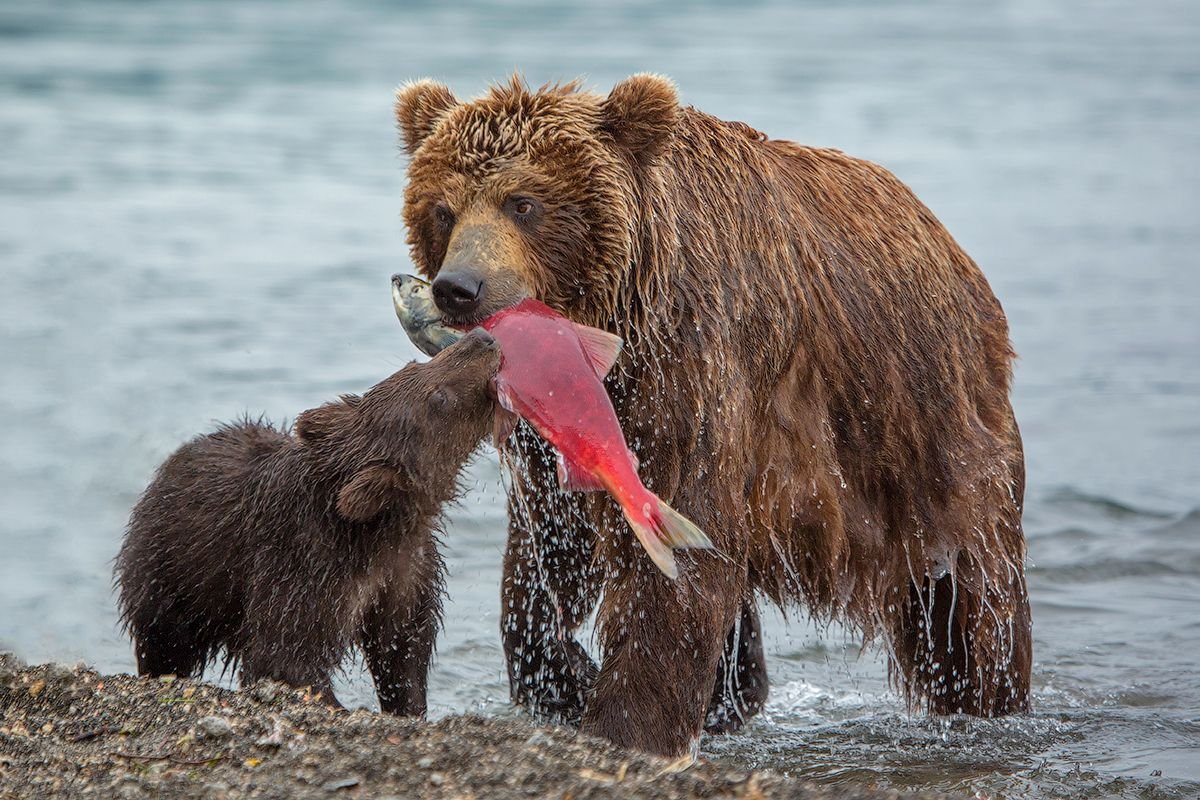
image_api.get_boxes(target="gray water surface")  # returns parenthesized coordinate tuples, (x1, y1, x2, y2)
(2, 2, 1198, 798)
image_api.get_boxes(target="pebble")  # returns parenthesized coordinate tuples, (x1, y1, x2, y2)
(251, 681, 280, 704)
(429, 772, 446, 786)
(321, 776, 361, 791)
(111, 777, 146, 799)
(197, 715, 234, 739)
(204, 782, 231, 797)
(416, 756, 434, 769)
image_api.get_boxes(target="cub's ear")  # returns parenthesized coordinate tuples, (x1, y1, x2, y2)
(395, 79, 458, 155)
(294, 397, 358, 444)
(336, 464, 411, 522)
(600, 73, 680, 166)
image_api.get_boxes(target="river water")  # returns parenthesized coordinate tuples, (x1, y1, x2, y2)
(1, 1, 1197, 797)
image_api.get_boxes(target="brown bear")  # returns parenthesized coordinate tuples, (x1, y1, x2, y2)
(115, 330, 500, 716)
(394, 74, 1032, 755)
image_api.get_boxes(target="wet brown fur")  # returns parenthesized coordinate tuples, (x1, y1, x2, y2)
(396, 75, 1032, 755)
(115, 332, 500, 716)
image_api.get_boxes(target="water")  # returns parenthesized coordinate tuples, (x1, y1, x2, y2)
(1, 1, 1197, 797)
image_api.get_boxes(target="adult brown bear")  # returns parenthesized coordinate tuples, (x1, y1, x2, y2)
(395, 74, 1032, 756)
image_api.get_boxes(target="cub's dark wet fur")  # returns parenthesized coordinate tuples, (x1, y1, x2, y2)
(115, 331, 499, 716)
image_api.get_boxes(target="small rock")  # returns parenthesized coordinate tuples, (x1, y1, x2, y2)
(197, 716, 234, 740)
(321, 776, 361, 791)
(429, 772, 445, 786)
(44, 663, 74, 683)
(254, 719, 285, 748)
(250, 681, 280, 704)
(525, 731, 550, 747)
(111, 777, 146, 799)
(416, 756, 434, 769)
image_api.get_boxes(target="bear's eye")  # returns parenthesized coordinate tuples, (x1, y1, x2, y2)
(506, 196, 542, 222)
(433, 202, 455, 230)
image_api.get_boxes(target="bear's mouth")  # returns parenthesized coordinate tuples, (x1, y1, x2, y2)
(442, 296, 527, 330)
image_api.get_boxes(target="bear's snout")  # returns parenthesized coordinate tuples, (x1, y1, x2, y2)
(461, 328, 498, 352)
(433, 270, 485, 318)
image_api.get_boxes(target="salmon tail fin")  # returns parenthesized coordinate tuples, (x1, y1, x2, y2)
(623, 498, 715, 580)
(654, 500, 715, 551)
(625, 516, 680, 579)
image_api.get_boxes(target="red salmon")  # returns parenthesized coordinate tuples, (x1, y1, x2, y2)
(478, 298, 713, 578)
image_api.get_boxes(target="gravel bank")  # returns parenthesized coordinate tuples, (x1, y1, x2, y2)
(0, 655, 945, 799)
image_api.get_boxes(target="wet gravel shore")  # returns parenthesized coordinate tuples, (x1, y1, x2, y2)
(0, 655, 947, 799)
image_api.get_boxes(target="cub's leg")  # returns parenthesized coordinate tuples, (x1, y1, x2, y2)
(128, 604, 212, 679)
(238, 592, 345, 708)
(360, 534, 445, 718)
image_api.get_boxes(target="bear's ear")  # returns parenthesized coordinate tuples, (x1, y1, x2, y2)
(395, 79, 458, 155)
(294, 397, 358, 444)
(336, 464, 411, 522)
(600, 73, 680, 166)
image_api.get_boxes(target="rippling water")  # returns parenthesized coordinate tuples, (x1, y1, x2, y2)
(2, 2, 1197, 797)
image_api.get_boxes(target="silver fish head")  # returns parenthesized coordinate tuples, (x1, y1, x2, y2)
(391, 273, 465, 357)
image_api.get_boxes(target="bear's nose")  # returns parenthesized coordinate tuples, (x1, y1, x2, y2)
(432, 271, 484, 318)
(463, 328, 498, 351)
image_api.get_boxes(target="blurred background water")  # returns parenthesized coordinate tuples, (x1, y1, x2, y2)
(1, 1, 1197, 797)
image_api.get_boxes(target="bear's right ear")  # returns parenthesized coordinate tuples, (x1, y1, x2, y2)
(336, 464, 411, 522)
(600, 73, 680, 166)
(294, 397, 358, 444)
(395, 79, 458, 155)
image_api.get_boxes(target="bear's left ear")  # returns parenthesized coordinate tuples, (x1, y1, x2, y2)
(336, 464, 411, 522)
(395, 79, 458, 155)
(600, 73, 680, 166)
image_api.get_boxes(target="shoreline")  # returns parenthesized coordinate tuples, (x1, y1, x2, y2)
(1, 654, 943, 799)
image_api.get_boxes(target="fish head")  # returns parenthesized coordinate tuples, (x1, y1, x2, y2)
(396, 75, 679, 328)
(391, 273, 464, 356)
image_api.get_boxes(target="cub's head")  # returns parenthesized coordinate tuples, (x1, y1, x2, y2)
(295, 329, 500, 521)
(396, 74, 679, 327)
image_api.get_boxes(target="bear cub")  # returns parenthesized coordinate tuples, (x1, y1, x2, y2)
(115, 330, 499, 716)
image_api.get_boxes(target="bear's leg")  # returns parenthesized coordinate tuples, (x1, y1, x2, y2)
(501, 514, 600, 726)
(895, 561, 1033, 716)
(130, 608, 210, 678)
(360, 546, 444, 718)
(239, 599, 345, 708)
(704, 599, 769, 734)
(581, 558, 742, 756)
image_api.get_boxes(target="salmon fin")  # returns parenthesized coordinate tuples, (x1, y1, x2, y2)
(572, 323, 623, 379)
(624, 515, 680, 579)
(621, 498, 713, 580)
(495, 378, 517, 413)
(492, 407, 519, 448)
(654, 500, 715, 551)
(555, 450, 605, 493)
